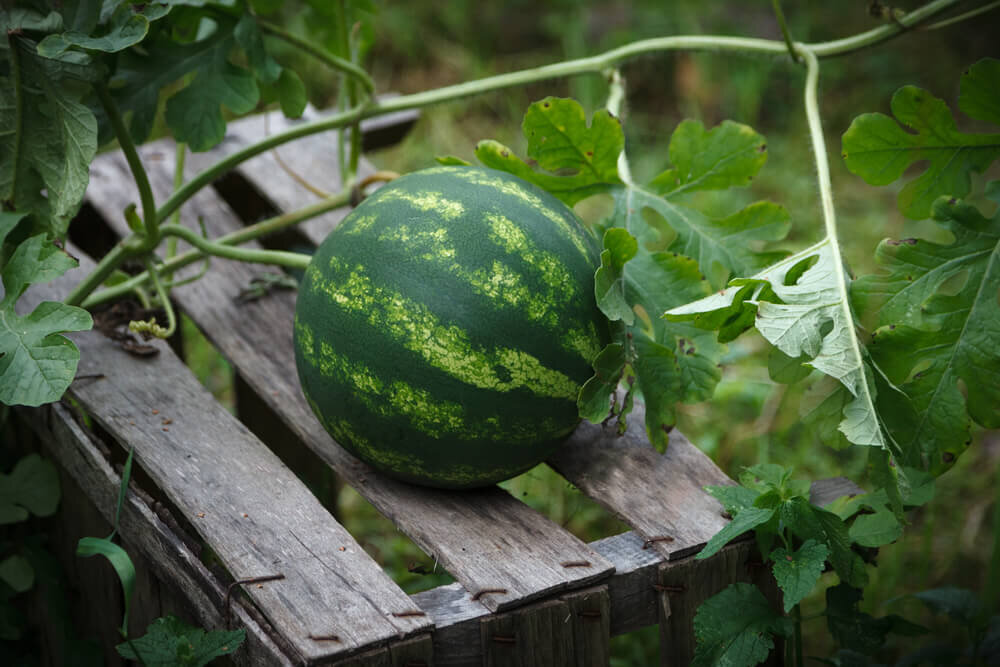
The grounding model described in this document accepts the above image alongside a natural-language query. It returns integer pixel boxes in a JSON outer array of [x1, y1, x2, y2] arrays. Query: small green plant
[[76, 448, 246, 664], [688, 464, 930, 665]]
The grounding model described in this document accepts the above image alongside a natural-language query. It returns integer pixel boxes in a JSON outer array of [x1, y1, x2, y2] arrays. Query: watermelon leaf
[[842, 58, 1000, 220], [0, 28, 99, 239], [577, 343, 627, 422], [478, 99, 788, 440], [0, 234, 93, 407], [668, 240, 888, 451], [594, 228, 637, 325], [475, 97, 623, 205], [855, 197, 1000, 473], [649, 119, 767, 197], [36, 2, 171, 57]]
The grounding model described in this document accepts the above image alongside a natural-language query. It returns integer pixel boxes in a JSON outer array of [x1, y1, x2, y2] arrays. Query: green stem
[[770, 0, 800, 62], [95, 85, 157, 242], [924, 0, 1000, 30], [157, 225, 311, 270], [256, 16, 374, 95], [143, 258, 177, 338], [156, 105, 364, 224], [65, 238, 140, 307], [165, 143, 187, 261], [153, 0, 959, 227], [798, 46, 889, 455], [81, 191, 350, 309]]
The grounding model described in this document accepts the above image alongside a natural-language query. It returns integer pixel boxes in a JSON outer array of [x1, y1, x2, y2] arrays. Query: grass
[[174, 2, 1000, 662]]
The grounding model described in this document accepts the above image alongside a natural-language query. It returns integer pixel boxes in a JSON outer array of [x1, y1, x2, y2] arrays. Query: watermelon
[[293, 166, 608, 488]]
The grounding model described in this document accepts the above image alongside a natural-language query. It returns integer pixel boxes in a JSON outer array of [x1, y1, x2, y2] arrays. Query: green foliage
[[0, 11, 100, 239], [0, 453, 60, 523], [692, 582, 791, 667], [668, 241, 885, 451], [842, 58, 1000, 220], [855, 197, 1000, 472], [479, 98, 788, 449], [690, 463, 931, 663], [476, 96, 623, 205], [825, 583, 928, 656], [0, 231, 93, 407], [770, 540, 829, 612], [76, 538, 135, 635], [116, 616, 246, 667]]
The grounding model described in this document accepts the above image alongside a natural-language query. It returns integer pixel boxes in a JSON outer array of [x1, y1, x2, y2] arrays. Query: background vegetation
[[4, 0, 997, 663]]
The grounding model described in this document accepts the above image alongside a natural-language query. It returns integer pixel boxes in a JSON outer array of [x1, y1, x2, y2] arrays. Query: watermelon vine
[[1, 0, 998, 663]]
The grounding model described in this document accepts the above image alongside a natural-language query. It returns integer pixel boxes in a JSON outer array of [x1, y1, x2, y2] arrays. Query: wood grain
[[19, 402, 293, 666], [550, 401, 732, 561], [17, 256, 432, 663], [84, 137, 615, 614]]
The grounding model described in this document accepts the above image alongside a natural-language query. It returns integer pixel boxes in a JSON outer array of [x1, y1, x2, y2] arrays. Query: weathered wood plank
[[15, 255, 431, 663], [85, 136, 616, 613], [561, 586, 611, 667], [18, 402, 292, 666], [550, 401, 732, 561]]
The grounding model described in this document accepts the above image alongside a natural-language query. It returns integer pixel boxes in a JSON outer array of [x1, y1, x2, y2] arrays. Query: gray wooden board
[[550, 401, 733, 561], [20, 403, 292, 666], [85, 137, 615, 613], [15, 255, 432, 663]]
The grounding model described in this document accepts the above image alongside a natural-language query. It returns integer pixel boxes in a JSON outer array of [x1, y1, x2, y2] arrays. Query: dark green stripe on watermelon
[[294, 166, 609, 488]]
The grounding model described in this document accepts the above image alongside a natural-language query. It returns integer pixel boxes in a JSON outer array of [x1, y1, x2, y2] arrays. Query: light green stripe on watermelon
[[305, 260, 580, 399], [426, 166, 593, 261], [376, 223, 599, 361], [374, 188, 465, 219], [306, 336, 563, 443], [317, 341, 472, 438], [342, 213, 377, 236]]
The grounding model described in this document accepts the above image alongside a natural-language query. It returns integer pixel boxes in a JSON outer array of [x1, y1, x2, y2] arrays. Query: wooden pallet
[[15, 108, 852, 666]]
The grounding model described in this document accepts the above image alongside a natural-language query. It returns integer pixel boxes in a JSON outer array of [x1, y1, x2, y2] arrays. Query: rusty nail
[[392, 610, 427, 618], [560, 560, 591, 568], [307, 634, 341, 642], [224, 574, 285, 629], [652, 583, 685, 594], [471, 588, 508, 601], [642, 535, 675, 549], [492, 634, 516, 644]]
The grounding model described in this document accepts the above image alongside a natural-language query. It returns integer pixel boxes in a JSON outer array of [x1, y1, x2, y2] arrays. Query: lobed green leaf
[[842, 58, 1000, 220], [856, 197, 1000, 472], [650, 119, 767, 197]]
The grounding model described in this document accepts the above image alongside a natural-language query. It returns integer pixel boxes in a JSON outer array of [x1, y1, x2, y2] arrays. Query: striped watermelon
[[293, 166, 608, 488]]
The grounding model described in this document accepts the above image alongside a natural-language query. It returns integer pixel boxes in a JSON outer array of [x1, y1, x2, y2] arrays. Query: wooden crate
[[13, 108, 838, 666]]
